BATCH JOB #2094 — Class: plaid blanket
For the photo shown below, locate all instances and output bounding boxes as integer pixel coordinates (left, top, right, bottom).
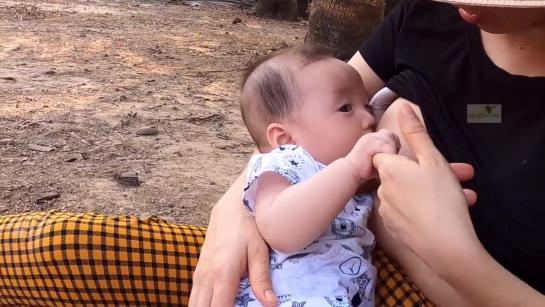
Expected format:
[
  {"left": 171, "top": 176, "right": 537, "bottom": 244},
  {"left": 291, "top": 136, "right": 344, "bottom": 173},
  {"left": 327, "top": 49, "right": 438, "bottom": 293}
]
[{"left": 0, "top": 211, "right": 432, "bottom": 306}]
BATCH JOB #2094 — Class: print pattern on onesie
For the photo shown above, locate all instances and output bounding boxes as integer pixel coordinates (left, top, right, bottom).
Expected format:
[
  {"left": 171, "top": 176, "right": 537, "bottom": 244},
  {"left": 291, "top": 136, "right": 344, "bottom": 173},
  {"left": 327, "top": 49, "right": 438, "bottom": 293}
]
[{"left": 235, "top": 145, "right": 376, "bottom": 307}]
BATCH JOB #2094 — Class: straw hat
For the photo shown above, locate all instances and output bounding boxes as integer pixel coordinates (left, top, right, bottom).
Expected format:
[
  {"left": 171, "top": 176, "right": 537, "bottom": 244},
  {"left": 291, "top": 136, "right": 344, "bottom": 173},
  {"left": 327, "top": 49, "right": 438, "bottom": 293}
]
[{"left": 433, "top": 0, "right": 545, "bottom": 7}]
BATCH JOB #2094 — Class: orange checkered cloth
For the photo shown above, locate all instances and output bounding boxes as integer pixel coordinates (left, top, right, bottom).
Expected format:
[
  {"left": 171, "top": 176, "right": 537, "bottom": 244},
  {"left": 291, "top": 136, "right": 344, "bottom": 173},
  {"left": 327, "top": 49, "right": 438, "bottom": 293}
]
[{"left": 0, "top": 211, "right": 433, "bottom": 306}]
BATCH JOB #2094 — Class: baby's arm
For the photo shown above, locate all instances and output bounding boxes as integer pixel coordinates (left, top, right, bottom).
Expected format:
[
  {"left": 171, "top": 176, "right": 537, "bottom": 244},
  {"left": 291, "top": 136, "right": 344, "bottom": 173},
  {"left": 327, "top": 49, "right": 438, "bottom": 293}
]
[{"left": 254, "top": 130, "right": 399, "bottom": 254}]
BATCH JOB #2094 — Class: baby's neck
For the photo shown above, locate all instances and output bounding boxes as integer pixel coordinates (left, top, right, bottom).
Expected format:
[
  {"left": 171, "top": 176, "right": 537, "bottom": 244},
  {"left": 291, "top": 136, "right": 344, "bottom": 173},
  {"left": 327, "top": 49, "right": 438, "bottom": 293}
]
[{"left": 260, "top": 143, "right": 298, "bottom": 154}]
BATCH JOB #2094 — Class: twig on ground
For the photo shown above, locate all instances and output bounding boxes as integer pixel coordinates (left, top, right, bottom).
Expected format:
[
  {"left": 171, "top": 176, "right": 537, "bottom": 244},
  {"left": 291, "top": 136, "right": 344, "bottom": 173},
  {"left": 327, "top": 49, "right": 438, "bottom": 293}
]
[{"left": 69, "top": 132, "right": 90, "bottom": 145}]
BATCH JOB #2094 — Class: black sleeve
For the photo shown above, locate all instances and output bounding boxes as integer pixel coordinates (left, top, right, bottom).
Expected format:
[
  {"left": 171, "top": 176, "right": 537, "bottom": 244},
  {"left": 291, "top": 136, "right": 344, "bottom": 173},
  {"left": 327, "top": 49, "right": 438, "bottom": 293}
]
[
  {"left": 386, "top": 69, "right": 433, "bottom": 107},
  {"left": 359, "top": 0, "right": 413, "bottom": 82}
]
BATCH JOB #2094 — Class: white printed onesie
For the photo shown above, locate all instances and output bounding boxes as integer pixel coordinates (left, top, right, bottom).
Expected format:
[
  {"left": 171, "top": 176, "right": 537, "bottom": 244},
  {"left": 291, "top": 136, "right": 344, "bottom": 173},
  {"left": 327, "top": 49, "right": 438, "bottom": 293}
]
[{"left": 235, "top": 145, "right": 376, "bottom": 307}]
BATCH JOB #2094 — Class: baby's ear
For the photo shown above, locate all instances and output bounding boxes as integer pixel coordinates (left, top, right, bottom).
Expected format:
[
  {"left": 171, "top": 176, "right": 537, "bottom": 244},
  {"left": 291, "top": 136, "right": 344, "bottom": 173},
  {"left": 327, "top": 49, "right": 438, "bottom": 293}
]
[{"left": 266, "top": 123, "right": 294, "bottom": 148}]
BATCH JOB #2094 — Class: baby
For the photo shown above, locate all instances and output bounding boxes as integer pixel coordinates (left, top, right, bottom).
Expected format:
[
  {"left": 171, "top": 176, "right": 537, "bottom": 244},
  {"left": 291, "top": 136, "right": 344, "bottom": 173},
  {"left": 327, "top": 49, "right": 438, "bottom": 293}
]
[{"left": 235, "top": 44, "right": 399, "bottom": 307}]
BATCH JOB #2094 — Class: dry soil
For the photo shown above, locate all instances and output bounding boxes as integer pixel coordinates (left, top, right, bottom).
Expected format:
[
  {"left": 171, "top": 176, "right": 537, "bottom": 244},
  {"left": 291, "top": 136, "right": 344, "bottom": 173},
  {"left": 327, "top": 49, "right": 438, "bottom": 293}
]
[{"left": 0, "top": 0, "right": 307, "bottom": 226}]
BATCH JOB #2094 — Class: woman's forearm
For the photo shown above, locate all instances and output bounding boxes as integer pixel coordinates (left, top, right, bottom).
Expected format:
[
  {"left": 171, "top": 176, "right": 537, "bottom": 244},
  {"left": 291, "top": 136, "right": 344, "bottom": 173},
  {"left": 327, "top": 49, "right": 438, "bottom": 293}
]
[
  {"left": 348, "top": 52, "right": 385, "bottom": 98},
  {"left": 256, "top": 158, "right": 360, "bottom": 253},
  {"left": 213, "top": 170, "right": 247, "bottom": 215},
  {"left": 206, "top": 154, "right": 258, "bottom": 248},
  {"left": 441, "top": 245, "right": 545, "bottom": 307},
  {"left": 211, "top": 151, "right": 257, "bottom": 217}
]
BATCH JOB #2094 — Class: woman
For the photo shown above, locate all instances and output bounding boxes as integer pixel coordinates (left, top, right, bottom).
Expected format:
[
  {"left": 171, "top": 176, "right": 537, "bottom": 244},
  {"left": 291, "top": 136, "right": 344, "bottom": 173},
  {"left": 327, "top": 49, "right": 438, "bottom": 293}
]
[{"left": 189, "top": 0, "right": 545, "bottom": 305}]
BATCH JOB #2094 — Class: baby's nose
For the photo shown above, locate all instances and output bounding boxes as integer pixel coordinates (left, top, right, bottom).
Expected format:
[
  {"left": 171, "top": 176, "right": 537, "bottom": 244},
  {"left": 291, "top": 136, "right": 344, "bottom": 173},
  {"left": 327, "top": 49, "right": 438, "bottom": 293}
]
[{"left": 362, "top": 111, "right": 376, "bottom": 130}]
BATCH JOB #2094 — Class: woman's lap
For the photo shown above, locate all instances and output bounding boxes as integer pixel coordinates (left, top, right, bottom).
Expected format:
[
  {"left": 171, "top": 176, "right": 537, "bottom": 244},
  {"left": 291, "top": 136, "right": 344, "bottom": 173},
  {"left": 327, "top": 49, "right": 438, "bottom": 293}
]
[
  {"left": 373, "top": 249, "right": 433, "bottom": 306},
  {"left": 0, "top": 211, "right": 432, "bottom": 306}
]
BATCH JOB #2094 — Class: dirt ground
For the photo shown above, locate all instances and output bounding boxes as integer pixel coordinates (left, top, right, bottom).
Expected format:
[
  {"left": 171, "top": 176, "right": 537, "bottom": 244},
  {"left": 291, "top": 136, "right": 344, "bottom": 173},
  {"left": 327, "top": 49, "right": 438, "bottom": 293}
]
[{"left": 0, "top": 0, "right": 307, "bottom": 226}]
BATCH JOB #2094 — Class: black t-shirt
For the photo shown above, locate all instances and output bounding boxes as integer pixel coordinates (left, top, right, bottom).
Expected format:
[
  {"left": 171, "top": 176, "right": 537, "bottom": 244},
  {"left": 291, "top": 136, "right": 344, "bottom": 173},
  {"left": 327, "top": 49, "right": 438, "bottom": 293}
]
[{"left": 361, "top": 0, "right": 545, "bottom": 292}]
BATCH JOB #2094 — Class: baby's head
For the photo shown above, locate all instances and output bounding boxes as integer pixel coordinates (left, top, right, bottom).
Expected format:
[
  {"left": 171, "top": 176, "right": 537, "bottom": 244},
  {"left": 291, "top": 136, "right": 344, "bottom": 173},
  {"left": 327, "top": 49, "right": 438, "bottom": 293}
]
[{"left": 241, "top": 44, "right": 375, "bottom": 164}]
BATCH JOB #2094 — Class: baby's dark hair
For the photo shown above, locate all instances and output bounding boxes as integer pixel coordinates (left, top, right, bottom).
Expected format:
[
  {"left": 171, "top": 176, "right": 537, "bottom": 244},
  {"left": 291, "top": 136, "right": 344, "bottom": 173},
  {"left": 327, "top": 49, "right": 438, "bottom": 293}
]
[{"left": 240, "top": 44, "right": 333, "bottom": 150}]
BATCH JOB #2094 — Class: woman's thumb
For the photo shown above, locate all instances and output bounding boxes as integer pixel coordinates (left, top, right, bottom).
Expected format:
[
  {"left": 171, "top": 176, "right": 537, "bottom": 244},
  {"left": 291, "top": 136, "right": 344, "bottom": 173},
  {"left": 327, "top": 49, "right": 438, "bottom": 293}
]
[{"left": 248, "top": 239, "right": 277, "bottom": 306}]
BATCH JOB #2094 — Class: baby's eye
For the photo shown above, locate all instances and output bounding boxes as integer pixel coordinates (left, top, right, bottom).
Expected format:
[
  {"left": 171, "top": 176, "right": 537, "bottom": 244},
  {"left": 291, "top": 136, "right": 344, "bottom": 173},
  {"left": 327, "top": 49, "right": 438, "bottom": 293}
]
[{"left": 338, "top": 104, "right": 352, "bottom": 112}]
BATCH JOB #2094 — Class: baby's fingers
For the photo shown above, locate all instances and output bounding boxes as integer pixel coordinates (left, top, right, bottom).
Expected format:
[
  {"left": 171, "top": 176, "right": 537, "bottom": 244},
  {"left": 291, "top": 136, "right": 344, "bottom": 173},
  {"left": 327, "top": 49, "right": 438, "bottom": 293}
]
[{"left": 374, "top": 129, "right": 401, "bottom": 155}]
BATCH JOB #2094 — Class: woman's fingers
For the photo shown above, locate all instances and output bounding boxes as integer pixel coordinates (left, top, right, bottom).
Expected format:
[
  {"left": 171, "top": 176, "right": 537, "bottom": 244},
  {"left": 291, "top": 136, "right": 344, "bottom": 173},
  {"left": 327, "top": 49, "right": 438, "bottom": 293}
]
[
  {"left": 187, "top": 278, "right": 201, "bottom": 306},
  {"left": 450, "top": 163, "right": 474, "bottom": 182},
  {"left": 194, "top": 283, "right": 214, "bottom": 307},
  {"left": 209, "top": 264, "right": 243, "bottom": 307},
  {"left": 463, "top": 188, "right": 478, "bottom": 206},
  {"left": 248, "top": 237, "right": 278, "bottom": 307},
  {"left": 190, "top": 204, "right": 257, "bottom": 307},
  {"left": 189, "top": 222, "right": 217, "bottom": 307},
  {"left": 451, "top": 163, "right": 477, "bottom": 205},
  {"left": 209, "top": 220, "right": 255, "bottom": 307},
  {"left": 398, "top": 103, "right": 442, "bottom": 164},
  {"left": 372, "top": 152, "right": 411, "bottom": 183},
  {"left": 189, "top": 244, "right": 231, "bottom": 307}
]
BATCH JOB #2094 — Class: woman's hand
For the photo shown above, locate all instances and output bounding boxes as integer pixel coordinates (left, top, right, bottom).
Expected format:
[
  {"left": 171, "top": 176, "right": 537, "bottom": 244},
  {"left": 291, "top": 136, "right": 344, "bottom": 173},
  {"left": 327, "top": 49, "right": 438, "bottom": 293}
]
[
  {"left": 346, "top": 129, "right": 400, "bottom": 183},
  {"left": 373, "top": 102, "right": 545, "bottom": 307},
  {"left": 189, "top": 173, "right": 278, "bottom": 307},
  {"left": 372, "top": 103, "right": 480, "bottom": 273}
]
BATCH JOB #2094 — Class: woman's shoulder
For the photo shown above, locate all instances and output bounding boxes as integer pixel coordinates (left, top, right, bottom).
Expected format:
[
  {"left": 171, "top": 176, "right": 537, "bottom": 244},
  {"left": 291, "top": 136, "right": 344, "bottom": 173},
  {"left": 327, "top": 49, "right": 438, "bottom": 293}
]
[
  {"left": 393, "top": 1, "right": 474, "bottom": 86},
  {"left": 397, "top": 0, "right": 468, "bottom": 43},
  {"left": 361, "top": 0, "right": 470, "bottom": 83}
]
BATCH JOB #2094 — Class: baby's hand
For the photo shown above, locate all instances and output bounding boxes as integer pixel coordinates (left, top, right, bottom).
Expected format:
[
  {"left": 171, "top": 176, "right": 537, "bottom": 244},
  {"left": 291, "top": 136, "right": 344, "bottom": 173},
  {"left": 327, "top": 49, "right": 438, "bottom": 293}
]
[{"left": 346, "top": 129, "right": 400, "bottom": 183}]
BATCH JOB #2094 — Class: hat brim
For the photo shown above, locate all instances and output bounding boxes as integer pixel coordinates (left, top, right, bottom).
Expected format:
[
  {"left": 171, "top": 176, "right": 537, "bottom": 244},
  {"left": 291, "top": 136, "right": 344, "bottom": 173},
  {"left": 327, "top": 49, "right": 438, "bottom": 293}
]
[{"left": 433, "top": 0, "right": 545, "bottom": 7}]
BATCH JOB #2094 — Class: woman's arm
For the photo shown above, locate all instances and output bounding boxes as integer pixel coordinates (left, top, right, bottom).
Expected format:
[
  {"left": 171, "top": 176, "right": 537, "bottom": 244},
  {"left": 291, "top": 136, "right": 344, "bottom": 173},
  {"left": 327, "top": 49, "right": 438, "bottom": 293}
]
[
  {"left": 348, "top": 51, "right": 385, "bottom": 98},
  {"left": 373, "top": 103, "right": 545, "bottom": 307},
  {"left": 447, "top": 244, "right": 545, "bottom": 307}
]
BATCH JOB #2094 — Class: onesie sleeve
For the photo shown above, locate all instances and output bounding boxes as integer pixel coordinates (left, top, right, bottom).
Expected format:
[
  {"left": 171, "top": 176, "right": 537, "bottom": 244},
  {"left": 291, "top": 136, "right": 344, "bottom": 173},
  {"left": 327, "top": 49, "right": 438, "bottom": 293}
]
[{"left": 242, "top": 145, "right": 320, "bottom": 214}]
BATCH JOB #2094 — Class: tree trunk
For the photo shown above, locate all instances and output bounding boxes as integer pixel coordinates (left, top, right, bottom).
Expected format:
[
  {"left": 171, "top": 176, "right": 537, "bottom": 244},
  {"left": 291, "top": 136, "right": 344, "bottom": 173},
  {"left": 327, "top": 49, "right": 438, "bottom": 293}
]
[
  {"left": 298, "top": 0, "right": 310, "bottom": 18},
  {"left": 305, "top": 0, "right": 384, "bottom": 60},
  {"left": 256, "top": 0, "right": 299, "bottom": 20},
  {"left": 385, "top": 0, "right": 402, "bottom": 15}
]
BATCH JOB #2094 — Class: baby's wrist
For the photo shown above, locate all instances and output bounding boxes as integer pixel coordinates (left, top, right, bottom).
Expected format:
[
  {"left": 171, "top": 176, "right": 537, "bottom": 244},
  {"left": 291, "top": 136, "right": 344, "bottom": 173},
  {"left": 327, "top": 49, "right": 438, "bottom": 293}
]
[{"left": 340, "top": 156, "right": 361, "bottom": 185}]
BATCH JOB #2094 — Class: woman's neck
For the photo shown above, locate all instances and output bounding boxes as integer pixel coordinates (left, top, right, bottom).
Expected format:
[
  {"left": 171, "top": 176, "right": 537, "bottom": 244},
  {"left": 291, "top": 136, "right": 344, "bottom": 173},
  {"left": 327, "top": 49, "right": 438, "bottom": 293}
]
[{"left": 481, "top": 23, "right": 545, "bottom": 77}]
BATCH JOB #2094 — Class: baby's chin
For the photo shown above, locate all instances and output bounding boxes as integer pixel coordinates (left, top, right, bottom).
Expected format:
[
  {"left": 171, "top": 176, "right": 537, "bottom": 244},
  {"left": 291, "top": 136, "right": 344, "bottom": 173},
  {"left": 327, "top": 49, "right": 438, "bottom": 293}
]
[{"left": 356, "top": 178, "right": 379, "bottom": 195}]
